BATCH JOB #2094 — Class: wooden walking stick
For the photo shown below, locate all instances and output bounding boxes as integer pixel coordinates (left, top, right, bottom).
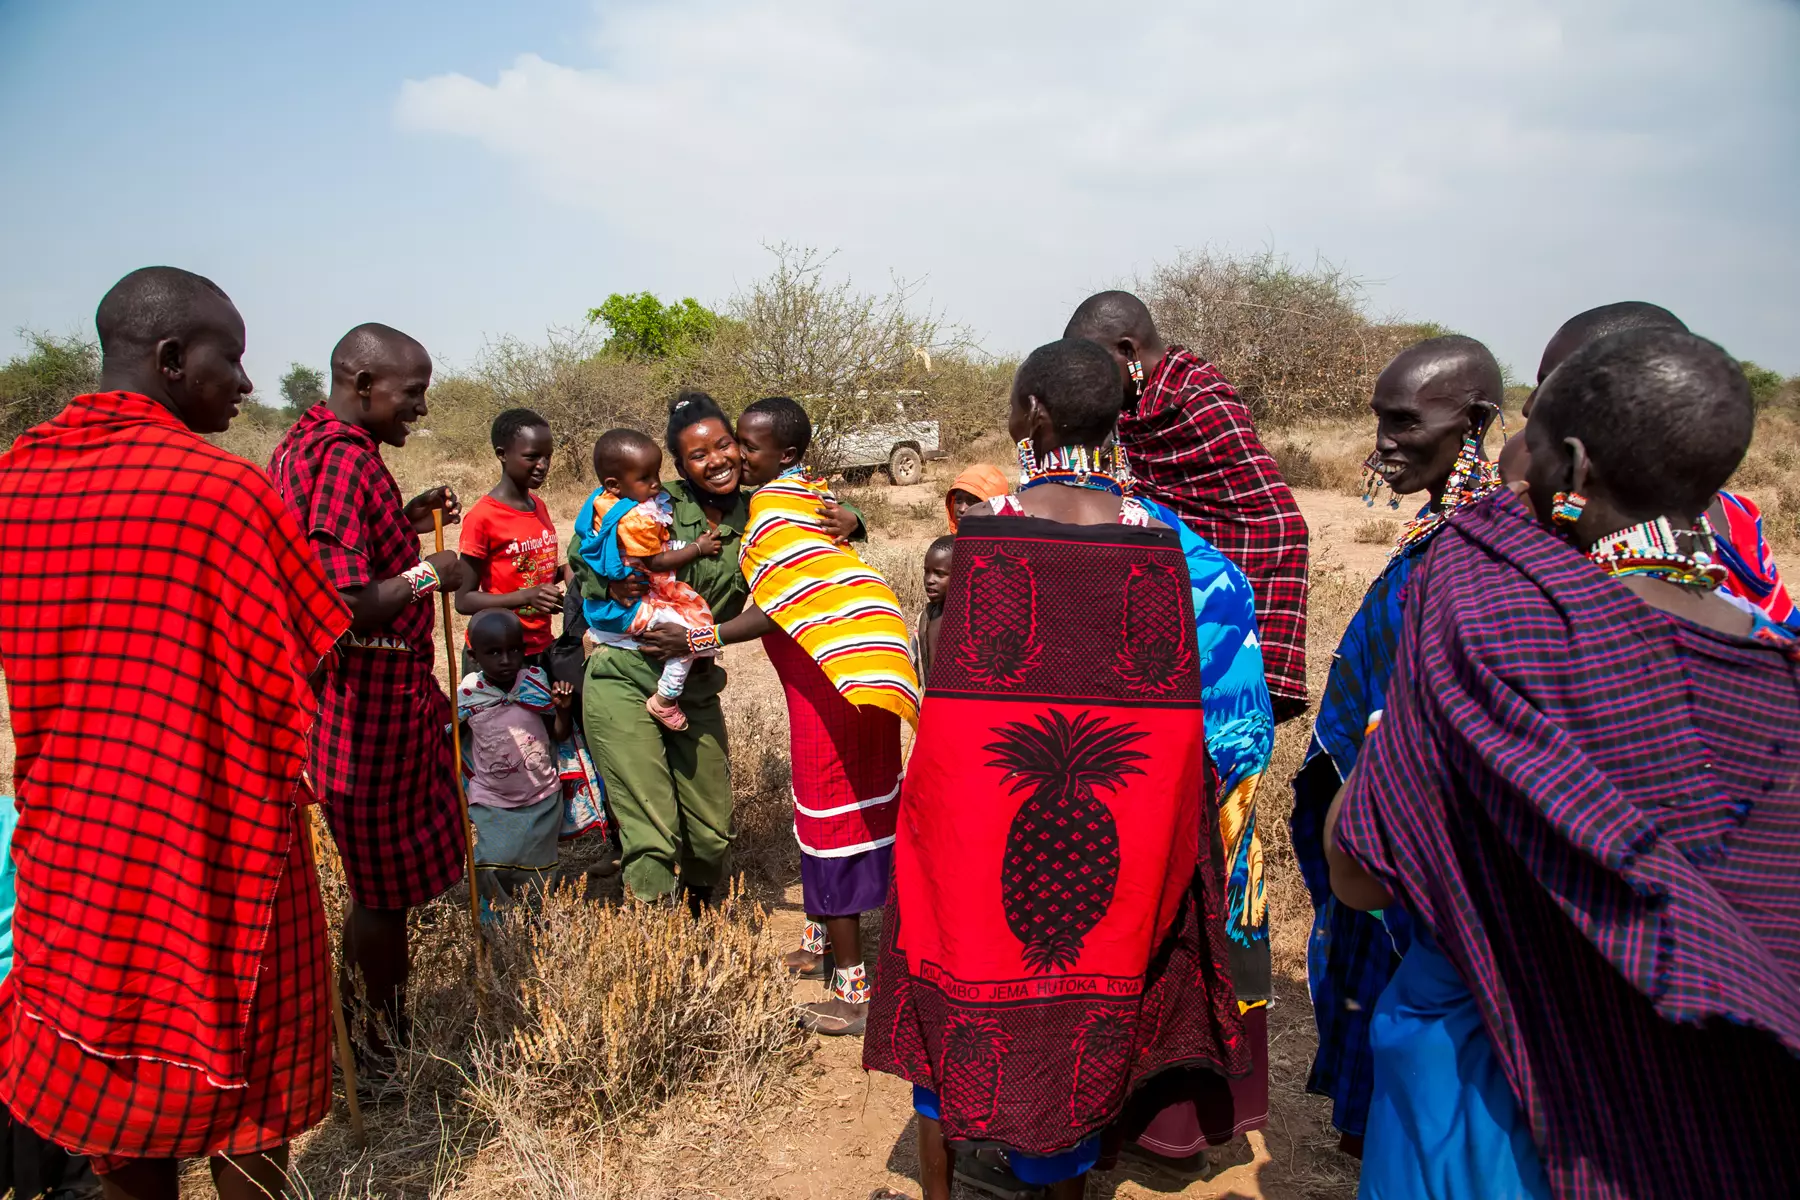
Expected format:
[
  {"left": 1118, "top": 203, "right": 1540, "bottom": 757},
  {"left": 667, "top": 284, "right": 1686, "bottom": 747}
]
[
  {"left": 433, "top": 508, "right": 484, "bottom": 947},
  {"left": 300, "top": 803, "right": 366, "bottom": 1150}
]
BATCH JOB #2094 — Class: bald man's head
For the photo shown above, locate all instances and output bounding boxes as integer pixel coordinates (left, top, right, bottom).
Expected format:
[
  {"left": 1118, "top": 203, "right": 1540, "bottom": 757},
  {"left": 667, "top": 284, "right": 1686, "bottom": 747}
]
[
  {"left": 327, "top": 322, "right": 433, "bottom": 448},
  {"left": 1369, "top": 335, "right": 1504, "bottom": 499},
  {"left": 1063, "top": 291, "right": 1167, "bottom": 412},
  {"left": 1537, "top": 302, "right": 1687, "bottom": 384},
  {"left": 93, "top": 266, "right": 250, "bottom": 434}
]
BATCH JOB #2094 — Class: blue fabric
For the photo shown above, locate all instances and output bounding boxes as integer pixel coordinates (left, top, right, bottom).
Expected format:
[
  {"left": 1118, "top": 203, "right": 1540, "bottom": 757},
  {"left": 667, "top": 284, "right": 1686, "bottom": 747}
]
[
  {"left": 571, "top": 487, "right": 645, "bottom": 633},
  {"left": 911, "top": 1087, "right": 1100, "bottom": 1185},
  {"left": 1143, "top": 498, "right": 1275, "bottom": 951},
  {"left": 0, "top": 794, "right": 16, "bottom": 982},
  {"left": 1359, "top": 925, "right": 1550, "bottom": 1200},
  {"left": 1290, "top": 528, "right": 1428, "bottom": 1136}
]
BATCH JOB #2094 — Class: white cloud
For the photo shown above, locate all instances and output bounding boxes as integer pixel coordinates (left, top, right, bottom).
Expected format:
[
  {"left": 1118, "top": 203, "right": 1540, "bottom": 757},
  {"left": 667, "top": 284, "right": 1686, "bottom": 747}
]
[{"left": 396, "top": 0, "right": 1800, "bottom": 371}]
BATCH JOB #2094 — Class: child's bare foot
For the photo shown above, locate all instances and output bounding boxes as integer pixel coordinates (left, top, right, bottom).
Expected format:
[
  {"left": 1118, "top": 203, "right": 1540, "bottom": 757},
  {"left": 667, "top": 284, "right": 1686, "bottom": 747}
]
[
  {"left": 798, "top": 996, "right": 867, "bottom": 1037},
  {"left": 783, "top": 946, "right": 833, "bottom": 979},
  {"left": 646, "top": 693, "right": 688, "bottom": 731}
]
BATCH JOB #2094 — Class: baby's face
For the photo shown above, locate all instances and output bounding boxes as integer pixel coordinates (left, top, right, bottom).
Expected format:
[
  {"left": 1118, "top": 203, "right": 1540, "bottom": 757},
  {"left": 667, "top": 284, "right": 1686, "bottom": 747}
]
[
  {"left": 922, "top": 549, "right": 953, "bottom": 606},
  {"left": 612, "top": 445, "right": 664, "bottom": 504}
]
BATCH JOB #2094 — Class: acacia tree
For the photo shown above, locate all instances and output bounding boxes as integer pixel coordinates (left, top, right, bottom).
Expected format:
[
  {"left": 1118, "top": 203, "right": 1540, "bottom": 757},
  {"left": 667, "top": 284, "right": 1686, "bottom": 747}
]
[
  {"left": 0, "top": 332, "right": 100, "bottom": 446},
  {"left": 278, "top": 363, "right": 326, "bottom": 418},
  {"left": 587, "top": 293, "right": 719, "bottom": 361},
  {"left": 725, "top": 245, "right": 965, "bottom": 470}
]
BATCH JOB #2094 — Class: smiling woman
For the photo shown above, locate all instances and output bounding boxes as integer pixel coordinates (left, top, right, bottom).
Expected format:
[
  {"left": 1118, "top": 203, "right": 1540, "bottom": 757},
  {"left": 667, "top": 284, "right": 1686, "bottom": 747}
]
[{"left": 1286, "top": 333, "right": 1504, "bottom": 1153}]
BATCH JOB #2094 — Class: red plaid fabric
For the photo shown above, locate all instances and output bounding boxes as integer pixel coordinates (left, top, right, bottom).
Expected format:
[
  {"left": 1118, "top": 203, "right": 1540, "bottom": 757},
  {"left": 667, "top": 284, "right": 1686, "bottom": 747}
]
[
  {"left": 1119, "top": 349, "right": 1310, "bottom": 717},
  {"left": 269, "top": 405, "right": 464, "bottom": 910},
  {"left": 0, "top": 392, "right": 344, "bottom": 1152},
  {"left": 0, "top": 828, "right": 329, "bottom": 1170}
]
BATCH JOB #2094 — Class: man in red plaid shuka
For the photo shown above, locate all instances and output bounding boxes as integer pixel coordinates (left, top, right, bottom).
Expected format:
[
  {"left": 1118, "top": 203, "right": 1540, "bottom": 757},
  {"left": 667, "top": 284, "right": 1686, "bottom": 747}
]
[
  {"left": 1067, "top": 292, "right": 1311, "bottom": 722},
  {"left": 269, "top": 323, "right": 466, "bottom": 1050},
  {"left": 0, "top": 268, "right": 349, "bottom": 1198}
]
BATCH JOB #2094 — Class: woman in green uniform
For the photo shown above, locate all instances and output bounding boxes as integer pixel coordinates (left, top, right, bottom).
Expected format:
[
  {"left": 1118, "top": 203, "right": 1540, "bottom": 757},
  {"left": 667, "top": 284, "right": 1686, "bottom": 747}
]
[{"left": 574, "top": 392, "right": 859, "bottom": 907}]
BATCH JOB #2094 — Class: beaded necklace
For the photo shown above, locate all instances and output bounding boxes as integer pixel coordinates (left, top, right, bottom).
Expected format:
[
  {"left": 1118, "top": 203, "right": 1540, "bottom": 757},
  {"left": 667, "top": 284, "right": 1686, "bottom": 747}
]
[
  {"left": 1386, "top": 450, "right": 1500, "bottom": 562},
  {"left": 1585, "top": 515, "right": 1728, "bottom": 590},
  {"left": 1016, "top": 444, "right": 1132, "bottom": 496}
]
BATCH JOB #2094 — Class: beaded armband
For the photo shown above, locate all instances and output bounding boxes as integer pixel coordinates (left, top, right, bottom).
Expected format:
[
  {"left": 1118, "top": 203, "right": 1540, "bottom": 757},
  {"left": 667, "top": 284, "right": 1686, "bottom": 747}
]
[
  {"left": 687, "top": 624, "right": 721, "bottom": 654},
  {"left": 402, "top": 560, "right": 441, "bottom": 601}
]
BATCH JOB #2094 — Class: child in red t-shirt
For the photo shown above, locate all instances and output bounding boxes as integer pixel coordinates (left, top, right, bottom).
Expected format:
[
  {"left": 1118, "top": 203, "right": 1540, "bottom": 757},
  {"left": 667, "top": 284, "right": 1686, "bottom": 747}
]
[{"left": 456, "top": 408, "right": 567, "bottom": 669}]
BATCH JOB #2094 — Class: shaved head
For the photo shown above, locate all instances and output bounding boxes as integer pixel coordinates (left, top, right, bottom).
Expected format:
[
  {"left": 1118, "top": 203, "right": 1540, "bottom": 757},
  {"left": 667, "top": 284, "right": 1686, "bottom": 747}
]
[
  {"left": 326, "top": 321, "right": 433, "bottom": 447},
  {"left": 1528, "top": 328, "right": 1750, "bottom": 519},
  {"left": 330, "top": 322, "right": 428, "bottom": 385},
  {"left": 1064, "top": 290, "right": 1160, "bottom": 346},
  {"left": 1384, "top": 335, "right": 1504, "bottom": 413},
  {"left": 92, "top": 266, "right": 249, "bottom": 434},
  {"left": 95, "top": 267, "right": 235, "bottom": 367},
  {"left": 1538, "top": 302, "right": 1687, "bottom": 384},
  {"left": 1370, "top": 335, "right": 1504, "bottom": 498}
]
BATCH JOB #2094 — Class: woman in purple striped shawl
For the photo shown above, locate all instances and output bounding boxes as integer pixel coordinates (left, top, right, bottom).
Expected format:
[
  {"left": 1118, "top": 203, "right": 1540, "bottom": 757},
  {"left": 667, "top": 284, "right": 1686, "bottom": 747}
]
[{"left": 1324, "top": 327, "right": 1799, "bottom": 1200}]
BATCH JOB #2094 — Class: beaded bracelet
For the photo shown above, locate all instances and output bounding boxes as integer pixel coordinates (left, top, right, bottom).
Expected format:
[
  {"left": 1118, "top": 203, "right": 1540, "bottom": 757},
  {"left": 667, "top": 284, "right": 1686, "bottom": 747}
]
[
  {"left": 402, "top": 560, "right": 440, "bottom": 601},
  {"left": 687, "top": 624, "right": 721, "bottom": 654}
]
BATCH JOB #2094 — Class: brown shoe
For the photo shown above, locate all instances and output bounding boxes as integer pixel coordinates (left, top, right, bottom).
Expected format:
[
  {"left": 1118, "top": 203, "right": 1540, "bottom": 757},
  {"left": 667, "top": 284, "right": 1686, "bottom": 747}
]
[{"left": 798, "top": 997, "right": 868, "bottom": 1037}]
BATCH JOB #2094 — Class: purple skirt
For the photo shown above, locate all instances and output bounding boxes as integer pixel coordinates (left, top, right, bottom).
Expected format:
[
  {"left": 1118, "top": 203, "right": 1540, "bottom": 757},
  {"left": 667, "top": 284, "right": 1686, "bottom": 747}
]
[{"left": 799, "top": 843, "right": 892, "bottom": 917}]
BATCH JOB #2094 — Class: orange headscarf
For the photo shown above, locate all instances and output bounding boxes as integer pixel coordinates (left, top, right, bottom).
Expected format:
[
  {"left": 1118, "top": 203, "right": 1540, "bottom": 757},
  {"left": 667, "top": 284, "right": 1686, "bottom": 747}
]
[{"left": 945, "top": 463, "right": 1010, "bottom": 531}]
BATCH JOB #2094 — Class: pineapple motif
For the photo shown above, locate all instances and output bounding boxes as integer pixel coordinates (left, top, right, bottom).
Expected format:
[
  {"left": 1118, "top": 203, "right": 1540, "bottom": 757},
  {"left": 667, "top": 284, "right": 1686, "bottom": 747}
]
[
  {"left": 1114, "top": 558, "right": 1192, "bottom": 695},
  {"left": 956, "top": 549, "right": 1043, "bottom": 687},
  {"left": 986, "top": 711, "right": 1150, "bottom": 972},
  {"left": 939, "top": 1012, "right": 1012, "bottom": 1131},
  {"left": 1069, "top": 1009, "right": 1135, "bottom": 1125}
]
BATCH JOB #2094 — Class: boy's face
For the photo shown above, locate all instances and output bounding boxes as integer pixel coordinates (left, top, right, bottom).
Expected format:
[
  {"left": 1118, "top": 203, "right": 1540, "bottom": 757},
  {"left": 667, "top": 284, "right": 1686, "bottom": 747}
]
[
  {"left": 736, "top": 412, "right": 793, "bottom": 489},
  {"left": 470, "top": 627, "right": 525, "bottom": 693},
  {"left": 923, "top": 546, "right": 953, "bottom": 606},
  {"left": 606, "top": 444, "right": 664, "bottom": 504},
  {"left": 948, "top": 488, "right": 979, "bottom": 524},
  {"left": 498, "top": 424, "right": 553, "bottom": 491}
]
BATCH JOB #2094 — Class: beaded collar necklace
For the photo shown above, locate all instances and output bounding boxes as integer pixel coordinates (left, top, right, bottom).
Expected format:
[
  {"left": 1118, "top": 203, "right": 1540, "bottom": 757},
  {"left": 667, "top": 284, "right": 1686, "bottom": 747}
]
[
  {"left": 1016, "top": 444, "right": 1132, "bottom": 497},
  {"left": 1585, "top": 515, "right": 1728, "bottom": 591},
  {"left": 1387, "top": 457, "right": 1500, "bottom": 561}
]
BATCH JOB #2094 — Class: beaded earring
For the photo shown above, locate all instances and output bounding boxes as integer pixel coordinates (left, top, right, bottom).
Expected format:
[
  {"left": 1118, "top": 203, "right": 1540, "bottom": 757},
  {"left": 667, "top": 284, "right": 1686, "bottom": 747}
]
[
  {"left": 1016, "top": 437, "right": 1039, "bottom": 481},
  {"left": 1127, "top": 360, "right": 1145, "bottom": 396},
  {"left": 1360, "top": 451, "right": 1399, "bottom": 509},
  {"left": 1551, "top": 490, "right": 1586, "bottom": 527},
  {"left": 1443, "top": 434, "right": 1484, "bottom": 497}
]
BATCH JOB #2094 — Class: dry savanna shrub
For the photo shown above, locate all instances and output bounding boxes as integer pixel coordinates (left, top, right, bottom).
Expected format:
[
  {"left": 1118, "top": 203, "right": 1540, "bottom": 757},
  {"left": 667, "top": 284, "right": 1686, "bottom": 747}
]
[
  {"left": 1353, "top": 519, "right": 1400, "bottom": 545},
  {"left": 1139, "top": 249, "right": 1408, "bottom": 426},
  {"left": 474, "top": 885, "right": 804, "bottom": 1124},
  {"left": 294, "top": 874, "right": 805, "bottom": 1199}
]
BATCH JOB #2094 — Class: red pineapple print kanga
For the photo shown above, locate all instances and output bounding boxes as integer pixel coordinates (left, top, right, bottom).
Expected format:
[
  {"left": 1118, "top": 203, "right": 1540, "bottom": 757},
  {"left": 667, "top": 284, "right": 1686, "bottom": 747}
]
[
  {"left": 939, "top": 1013, "right": 1011, "bottom": 1131},
  {"left": 957, "top": 548, "right": 1043, "bottom": 687},
  {"left": 988, "top": 711, "right": 1150, "bottom": 973},
  {"left": 1070, "top": 1009, "right": 1135, "bottom": 1126},
  {"left": 1114, "top": 557, "right": 1192, "bottom": 695}
]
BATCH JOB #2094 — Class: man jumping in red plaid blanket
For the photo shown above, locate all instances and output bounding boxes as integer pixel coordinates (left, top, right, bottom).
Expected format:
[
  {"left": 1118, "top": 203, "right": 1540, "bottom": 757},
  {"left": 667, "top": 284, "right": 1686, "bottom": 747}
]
[
  {"left": 1067, "top": 291, "right": 1311, "bottom": 722},
  {"left": 270, "top": 323, "right": 466, "bottom": 1057},
  {"left": 0, "top": 266, "right": 350, "bottom": 1198}
]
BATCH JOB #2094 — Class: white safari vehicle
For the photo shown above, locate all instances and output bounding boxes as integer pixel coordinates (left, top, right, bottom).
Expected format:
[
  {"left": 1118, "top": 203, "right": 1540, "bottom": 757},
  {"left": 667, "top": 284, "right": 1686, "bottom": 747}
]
[{"left": 819, "top": 391, "right": 946, "bottom": 485}]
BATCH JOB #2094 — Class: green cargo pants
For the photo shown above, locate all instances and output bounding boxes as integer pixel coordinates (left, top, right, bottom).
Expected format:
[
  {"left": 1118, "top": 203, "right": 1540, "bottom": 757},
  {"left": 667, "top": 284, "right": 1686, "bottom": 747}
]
[{"left": 582, "top": 645, "right": 733, "bottom": 902}]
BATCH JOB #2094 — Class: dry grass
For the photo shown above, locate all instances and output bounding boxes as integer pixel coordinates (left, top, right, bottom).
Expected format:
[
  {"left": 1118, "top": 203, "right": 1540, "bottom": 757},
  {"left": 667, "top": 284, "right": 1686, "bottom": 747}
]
[{"left": 1352, "top": 519, "right": 1399, "bottom": 545}]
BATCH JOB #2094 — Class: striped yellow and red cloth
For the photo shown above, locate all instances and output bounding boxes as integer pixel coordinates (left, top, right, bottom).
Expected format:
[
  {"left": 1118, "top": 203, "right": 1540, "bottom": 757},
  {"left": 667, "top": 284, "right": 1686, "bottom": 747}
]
[{"left": 740, "top": 470, "right": 920, "bottom": 727}]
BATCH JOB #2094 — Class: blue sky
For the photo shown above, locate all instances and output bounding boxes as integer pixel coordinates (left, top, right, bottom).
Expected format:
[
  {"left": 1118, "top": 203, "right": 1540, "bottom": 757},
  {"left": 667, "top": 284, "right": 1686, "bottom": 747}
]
[{"left": 4, "top": 0, "right": 1798, "bottom": 393}]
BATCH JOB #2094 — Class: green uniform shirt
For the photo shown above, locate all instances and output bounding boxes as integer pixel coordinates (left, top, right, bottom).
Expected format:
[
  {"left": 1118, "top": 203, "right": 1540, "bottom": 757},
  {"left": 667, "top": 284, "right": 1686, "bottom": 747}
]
[{"left": 569, "top": 478, "right": 750, "bottom": 703}]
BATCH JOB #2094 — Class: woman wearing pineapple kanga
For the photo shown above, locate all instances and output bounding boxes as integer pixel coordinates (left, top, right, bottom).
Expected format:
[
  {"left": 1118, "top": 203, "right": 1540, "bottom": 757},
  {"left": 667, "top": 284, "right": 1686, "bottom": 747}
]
[{"left": 865, "top": 338, "right": 1265, "bottom": 1200}]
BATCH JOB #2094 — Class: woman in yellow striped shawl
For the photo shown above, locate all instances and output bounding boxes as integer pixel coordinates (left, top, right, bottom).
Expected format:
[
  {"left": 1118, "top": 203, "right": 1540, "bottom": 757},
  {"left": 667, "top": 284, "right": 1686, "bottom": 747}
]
[{"left": 736, "top": 397, "right": 919, "bottom": 1036}]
